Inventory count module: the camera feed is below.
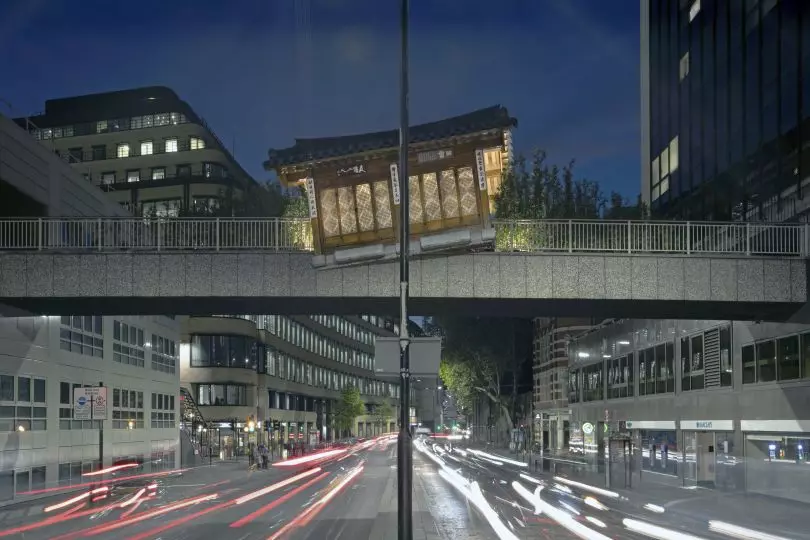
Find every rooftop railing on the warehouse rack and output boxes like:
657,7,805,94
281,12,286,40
0,217,806,257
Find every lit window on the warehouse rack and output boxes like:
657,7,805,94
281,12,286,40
152,168,166,181
689,0,700,22
669,136,679,173
679,52,690,81
651,157,660,186
117,143,130,158
660,177,670,196
660,147,670,177
141,141,153,156
96,120,108,134
165,138,178,153
190,137,205,150
127,171,140,183
101,172,116,185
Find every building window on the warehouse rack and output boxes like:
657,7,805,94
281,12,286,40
190,137,205,150
112,320,145,367
651,137,678,202
0,375,46,432
681,334,705,391
100,172,116,185
151,393,176,428
92,145,106,161
59,382,102,430
719,326,732,387
141,140,153,156
196,384,247,406
59,316,103,357
96,120,108,134
165,138,178,153
112,388,144,429
127,170,140,183
142,198,180,217
689,0,700,22
68,147,83,162
679,52,690,81
189,335,257,370
154,113,170,127
150,334,177,374
151,167,165,181
117,143,130,158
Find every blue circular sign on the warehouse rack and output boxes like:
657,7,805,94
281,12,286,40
77,396,87,406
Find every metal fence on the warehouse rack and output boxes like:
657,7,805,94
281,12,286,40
0,218,806,256
0,217,314,252
493,219,809,257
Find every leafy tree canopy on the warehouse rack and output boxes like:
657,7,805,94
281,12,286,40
373,400,395,429
494,149,648,221
333,385,365,436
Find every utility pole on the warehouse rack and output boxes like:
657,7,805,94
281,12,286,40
98,381,104,468
397,0,412,538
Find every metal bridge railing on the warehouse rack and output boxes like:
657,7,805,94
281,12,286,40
0,218,806,257
0,217,314,252
492,219,808,257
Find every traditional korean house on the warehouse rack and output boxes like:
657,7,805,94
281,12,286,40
265,106,517,267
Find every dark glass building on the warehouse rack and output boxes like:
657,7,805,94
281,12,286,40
641,0,810,221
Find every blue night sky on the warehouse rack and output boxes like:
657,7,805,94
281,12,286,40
0,0,641,197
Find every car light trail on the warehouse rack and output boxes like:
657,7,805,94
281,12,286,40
235,467,322,505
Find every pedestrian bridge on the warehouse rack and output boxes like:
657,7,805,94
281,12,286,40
0,218,806,320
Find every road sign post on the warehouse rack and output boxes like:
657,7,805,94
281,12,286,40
74,384,108,469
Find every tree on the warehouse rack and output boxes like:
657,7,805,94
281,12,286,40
333,385,365,438
435,317,525,433
373,401,395,434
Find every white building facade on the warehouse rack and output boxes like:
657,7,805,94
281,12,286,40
0,315,179,501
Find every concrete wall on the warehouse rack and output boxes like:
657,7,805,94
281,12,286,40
0,114,128,217
0,252,806,321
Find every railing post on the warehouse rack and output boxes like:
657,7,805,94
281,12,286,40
686,222,691,255
802,223,810,257
274,219,280,250
568,220,573,253
97,219,102,251
157,220,162,252
626,221,631,254
745,222,751,255
216,218,220,251
37,218,42,251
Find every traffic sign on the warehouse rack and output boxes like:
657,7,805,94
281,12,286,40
73,387,108,421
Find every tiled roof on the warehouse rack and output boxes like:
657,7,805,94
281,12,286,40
264,105,517,169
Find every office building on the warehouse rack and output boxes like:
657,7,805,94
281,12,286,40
565,0,810,503
15,86,254,216
532,317,606,451
179,314,401,459
641,0,810,221
0,315,180,500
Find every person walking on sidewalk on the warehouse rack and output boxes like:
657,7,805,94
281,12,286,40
249,444,261,472
261,444,269,469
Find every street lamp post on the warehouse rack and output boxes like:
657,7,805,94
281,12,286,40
397,0,412,538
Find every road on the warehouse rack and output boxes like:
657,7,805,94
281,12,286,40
1,436,800,539
0,437,494,540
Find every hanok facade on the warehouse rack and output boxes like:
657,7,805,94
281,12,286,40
265,106,517,266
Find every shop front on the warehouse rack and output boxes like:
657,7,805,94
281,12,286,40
680,419,735,489
742,420,810,504
626,420,678,483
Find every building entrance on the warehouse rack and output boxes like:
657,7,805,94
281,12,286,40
683,431,716,488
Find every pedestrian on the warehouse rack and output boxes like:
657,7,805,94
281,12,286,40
261,445,269,469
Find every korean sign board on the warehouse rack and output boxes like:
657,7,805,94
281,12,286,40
73,387,108,421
